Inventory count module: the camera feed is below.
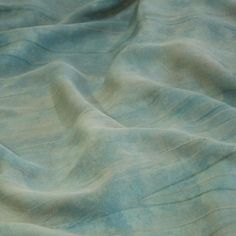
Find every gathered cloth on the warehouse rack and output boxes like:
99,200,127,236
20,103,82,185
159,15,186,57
0,0,236,235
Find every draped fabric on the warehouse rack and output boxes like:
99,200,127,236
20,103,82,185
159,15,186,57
0,0,236,235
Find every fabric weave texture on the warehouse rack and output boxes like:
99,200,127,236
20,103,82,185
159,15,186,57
0,0,236,235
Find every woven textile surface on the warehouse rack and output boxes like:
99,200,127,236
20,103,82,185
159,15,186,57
0,0,236,235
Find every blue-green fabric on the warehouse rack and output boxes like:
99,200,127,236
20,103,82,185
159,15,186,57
0,0,236,235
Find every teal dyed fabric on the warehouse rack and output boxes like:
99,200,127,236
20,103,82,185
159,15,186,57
0,0,236,235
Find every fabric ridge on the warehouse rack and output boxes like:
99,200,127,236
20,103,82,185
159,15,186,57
0,0,236,235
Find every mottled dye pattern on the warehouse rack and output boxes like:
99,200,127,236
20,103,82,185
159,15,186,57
0,0,236,235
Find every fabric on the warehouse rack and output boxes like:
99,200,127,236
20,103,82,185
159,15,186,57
0,0,236,235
